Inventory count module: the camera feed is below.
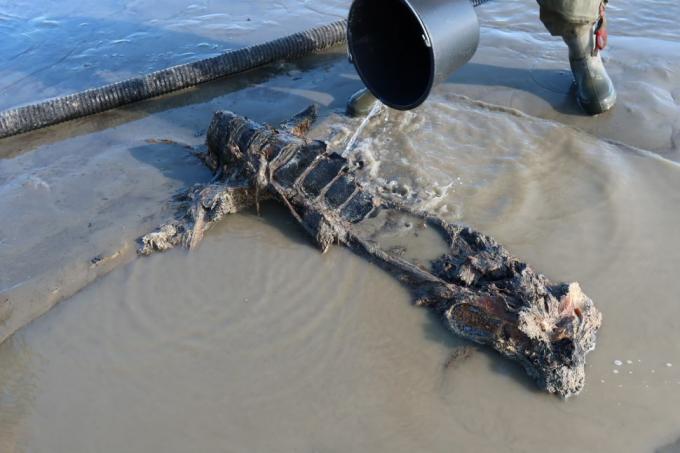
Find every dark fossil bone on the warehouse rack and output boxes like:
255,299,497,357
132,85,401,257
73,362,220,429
139,106,602,397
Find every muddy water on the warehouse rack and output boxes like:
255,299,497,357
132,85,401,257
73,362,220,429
1,0,680,452
0,0,346,110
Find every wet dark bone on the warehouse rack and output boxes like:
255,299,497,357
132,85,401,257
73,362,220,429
139,106,602,397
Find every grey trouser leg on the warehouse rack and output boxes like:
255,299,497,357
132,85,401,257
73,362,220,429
537,0,616,114
537,0,602,36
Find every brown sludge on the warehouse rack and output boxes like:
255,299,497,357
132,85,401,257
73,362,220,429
139,105,602,397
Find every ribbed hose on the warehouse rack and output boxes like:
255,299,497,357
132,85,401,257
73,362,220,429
0,0,494,139
0,20,348,139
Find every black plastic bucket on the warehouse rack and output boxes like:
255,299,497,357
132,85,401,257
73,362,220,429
348,0,480,110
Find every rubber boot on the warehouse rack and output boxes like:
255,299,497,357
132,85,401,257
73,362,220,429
346,88,378,117
563,24,616,115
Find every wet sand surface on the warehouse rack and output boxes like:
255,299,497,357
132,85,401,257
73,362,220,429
1,0,680,452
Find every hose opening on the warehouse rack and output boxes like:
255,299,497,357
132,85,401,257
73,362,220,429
348,0,434,110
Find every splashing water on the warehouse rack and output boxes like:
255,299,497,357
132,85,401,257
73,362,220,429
341,101,383,158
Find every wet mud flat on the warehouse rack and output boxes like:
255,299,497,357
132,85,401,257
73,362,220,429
0,45,360,345
1,0,680,451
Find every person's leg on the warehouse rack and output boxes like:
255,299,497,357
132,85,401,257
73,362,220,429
346,87,378,117
538,0,616,114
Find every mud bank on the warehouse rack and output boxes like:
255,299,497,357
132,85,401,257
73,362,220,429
2,1,679,346
1,0,679,451
0,47,360,345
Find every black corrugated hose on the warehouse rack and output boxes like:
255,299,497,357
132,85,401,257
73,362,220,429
0,0,493,139
0,20,348,139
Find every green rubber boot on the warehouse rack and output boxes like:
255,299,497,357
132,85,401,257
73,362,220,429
346,88,378,117
563,23,617,115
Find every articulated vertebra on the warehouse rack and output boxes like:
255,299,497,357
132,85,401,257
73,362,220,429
140,106,602,397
